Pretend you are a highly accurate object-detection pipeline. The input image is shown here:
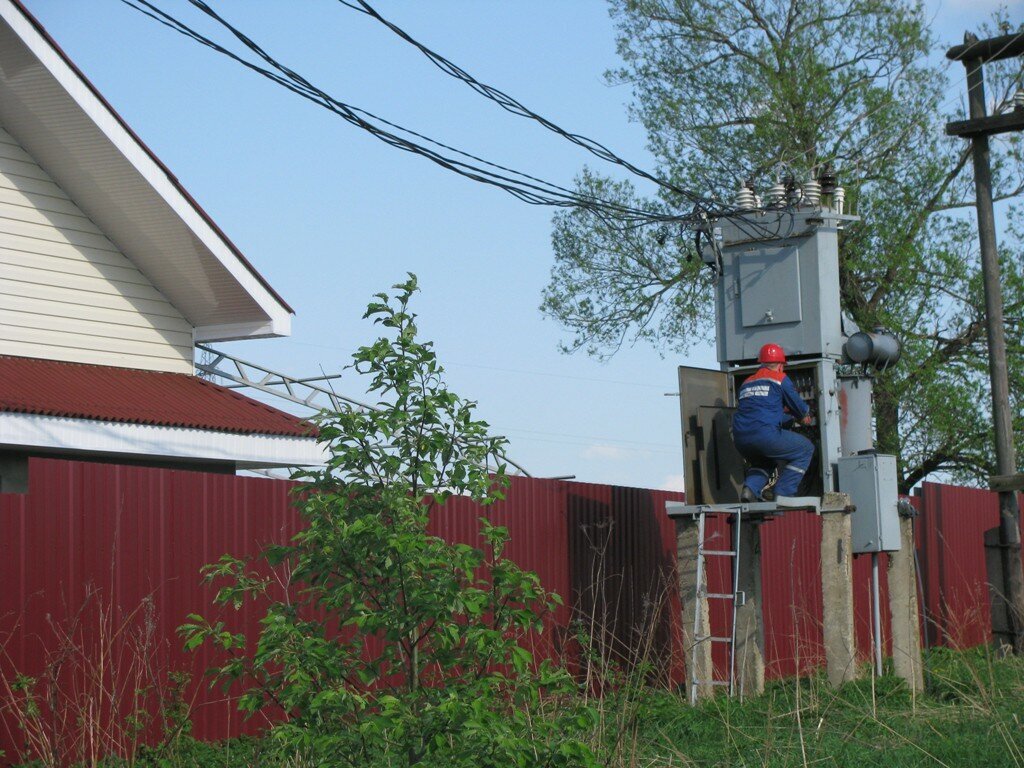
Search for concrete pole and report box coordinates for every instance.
[733,520,765,698]
[820,500,858,686]
[676,517,713,701]
[964,54,1024,653]
[888,515,924,692]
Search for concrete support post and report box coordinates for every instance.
[821,504,858,687]
[675,517,712,700]
[734,520,765,698]
[887,516,924,691]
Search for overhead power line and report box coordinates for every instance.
[119,0,702,224]
[117,0,792,242]
[336,0,709,209]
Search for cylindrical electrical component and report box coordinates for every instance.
[802,179,821,208]
[838,375,874,456]
[1014,89,1024,111]
[818,166,837,194]
[734,182,756,210]
[818,165,837,212]
[834,186,846,215]
[767,180,786,207]
[844,330,901,369]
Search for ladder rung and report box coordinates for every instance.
[700,549,736,556]
[692,680,732,687]
[703,592,737,599]
[697,635,733,643]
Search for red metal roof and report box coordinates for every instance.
[0,356,315,437]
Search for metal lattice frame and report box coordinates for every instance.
[194,344,531,477]
[195,343,373,413]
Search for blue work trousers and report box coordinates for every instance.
[734,426,814,498]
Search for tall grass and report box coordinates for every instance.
[0,586,195,767]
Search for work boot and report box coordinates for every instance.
[740,485,759,503]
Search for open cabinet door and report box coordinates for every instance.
[677,366,746,504]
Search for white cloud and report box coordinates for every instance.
[658,473,686,492]
[582,444,629,460]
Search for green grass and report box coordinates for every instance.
[621,647,1024,767]
[12,648,1024,767]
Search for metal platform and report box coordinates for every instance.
[666,492,852,520]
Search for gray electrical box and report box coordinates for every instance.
[715,211,854,364]
[838,454,900,553]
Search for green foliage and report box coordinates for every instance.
[619,649,1024,767]
[542,0,1024,490]
[180,276,597,767]
[24,648,1023,767]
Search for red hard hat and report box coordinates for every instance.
[758,343,786,364]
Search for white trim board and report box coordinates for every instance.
[0,411,326,469]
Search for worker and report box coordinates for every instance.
[733,343,814,501]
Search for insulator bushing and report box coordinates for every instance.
[802,180,821,208]
[734,186,756,210]
[834,187,846,215]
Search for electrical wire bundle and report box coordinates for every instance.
[118,0,787,242]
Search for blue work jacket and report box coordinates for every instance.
[732,367,809,437]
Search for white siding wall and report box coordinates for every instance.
[0,126,193,373]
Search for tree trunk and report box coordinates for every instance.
[874,379,904,490]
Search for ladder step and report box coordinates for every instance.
[693,680,732,687]
[702,592,738,599]
[700,549,736,556]
[696,635,733,643]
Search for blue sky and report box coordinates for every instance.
[22,0,1021,489]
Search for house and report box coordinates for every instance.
[0,0,323,491]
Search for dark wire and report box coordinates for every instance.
[334,0,790,242]
[119,0,688,224]
[337,0,712,210]
[118,0,786,240]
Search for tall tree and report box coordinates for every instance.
[542,0,1024,491]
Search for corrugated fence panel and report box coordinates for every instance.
[852,550,891,662]
[915,482,1009,650]
[1,459,1018,759]
[425,477,573,664]
[563,482,687,686]
[761,512,825,677]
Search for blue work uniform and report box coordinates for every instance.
[732,367,814,498]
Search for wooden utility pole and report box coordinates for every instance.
[946,31,1024,653]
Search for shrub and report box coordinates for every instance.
[181,276,597,767]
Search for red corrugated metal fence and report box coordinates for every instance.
[0,459,1018,760]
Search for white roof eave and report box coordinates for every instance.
[0,1,294,340]
[0,411,325,468]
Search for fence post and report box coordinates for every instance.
[821,493,858,686]
[888,514,924,691]
[734,520,765,698]
[676,517,713,700]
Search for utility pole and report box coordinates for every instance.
[946,31,1024,653]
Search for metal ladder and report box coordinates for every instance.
[689,506,746,703]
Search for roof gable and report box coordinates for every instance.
[0,0,293,342]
